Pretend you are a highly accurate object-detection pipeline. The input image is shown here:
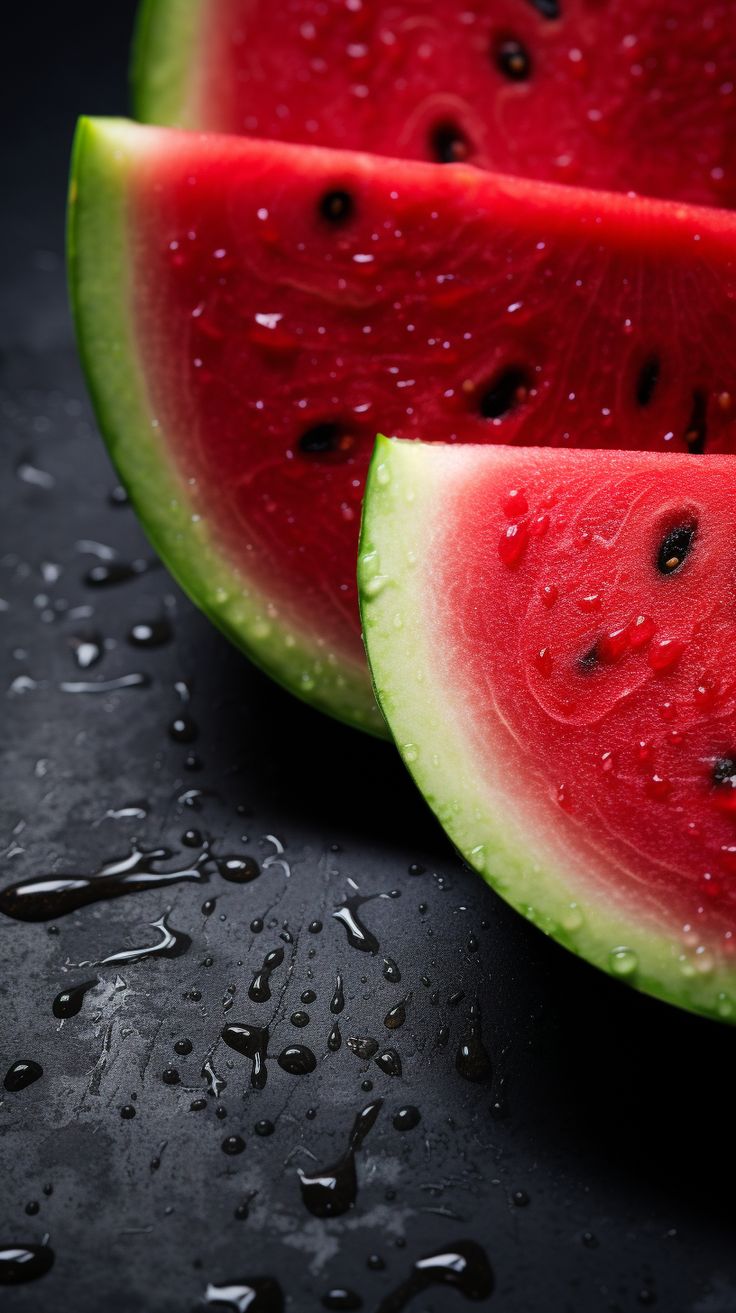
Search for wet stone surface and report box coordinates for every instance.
[1,3,735,1311]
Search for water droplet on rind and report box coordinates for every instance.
[609,947,638,977]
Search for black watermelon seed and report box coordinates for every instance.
[430,122,471,164]
[713,757,736,787]
[578,644,599,673]
[479,367,531,420]
[495,38,532,81]
[684,390,708,453]
[636,355,661,407]
[299,422,342,455]
[319,189,354,225]
[656,523,696,575]
[528,0,560,16]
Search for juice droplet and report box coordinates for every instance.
[534,647,553,678]
[530,513,549,538]
[658,701,677,722]
[577,593,601,612]
[694,673,719,709]
[720,845,736,873]
[648,637,686,672]
[598,625,629,664]
[646,774,672,801]
[699,872,722,899]
[498,520,529,567]
[609,947,638,977]
[636,740,653,764]
[556,783,573,813]
[599,751,615,775]
[629,614,655,649]
[541,583,558,608]
[502,488,528,517]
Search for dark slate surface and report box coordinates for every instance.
[1,5,735,1311]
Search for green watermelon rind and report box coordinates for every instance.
[131,0,205,126]
[67,116,387,736]
[359,435,736,1024]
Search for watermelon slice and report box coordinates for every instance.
[360,436,736,1022]
[68,118,736,732]
[132,0,736,209]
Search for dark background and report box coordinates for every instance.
[1,4,735,1310]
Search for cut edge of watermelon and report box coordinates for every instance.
[67,116,387,736]
[359,435,736,1024]
[131,0,205,127]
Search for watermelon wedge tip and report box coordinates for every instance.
[68,116,385,733]
[360,435,736,1023]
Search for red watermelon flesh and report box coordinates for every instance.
[134,0,736,210]
[70,120,736,730]
[360,439,736,1020]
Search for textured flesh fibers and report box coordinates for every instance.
[111,124,736,672]
[360,440,736,1020]
[134,0,736,209]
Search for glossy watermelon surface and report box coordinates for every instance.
[69,119,736,731]
[133,0,736,209]
[360,437,736,1021]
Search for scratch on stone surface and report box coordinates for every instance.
[266,933,301,1029]
[138,1014,167,1085]
[75,1020,114,1112]
[282,1143,318,1166]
